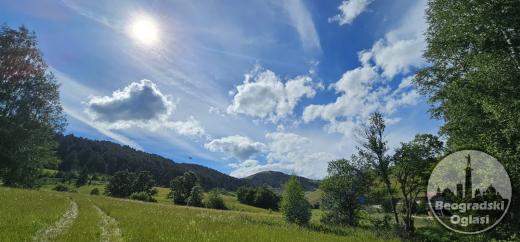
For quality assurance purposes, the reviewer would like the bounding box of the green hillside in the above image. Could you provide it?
[243,171,319,191]
[55,135,318,191]
[0,187,397,242]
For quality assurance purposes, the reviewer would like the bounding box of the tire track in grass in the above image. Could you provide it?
[32,199,78,242]
[94,205,123,242]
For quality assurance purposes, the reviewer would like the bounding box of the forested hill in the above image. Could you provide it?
[56,135,244,190]
[55,135,319,191]
[243,171,319,191]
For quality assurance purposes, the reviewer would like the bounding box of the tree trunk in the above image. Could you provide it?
[384,179,400,225]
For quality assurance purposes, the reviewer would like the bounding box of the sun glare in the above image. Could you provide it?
[129,16,159,46]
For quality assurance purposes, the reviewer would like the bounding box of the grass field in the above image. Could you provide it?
[0,186,400,242]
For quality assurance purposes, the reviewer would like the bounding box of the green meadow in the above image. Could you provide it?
[0,186,399,242]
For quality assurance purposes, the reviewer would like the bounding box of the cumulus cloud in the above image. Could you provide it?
[363,38,425,79]
[204,135,266,161]
[329,0,372,26]
[304,0,427,137]
[360,0,427,79]
[165,116,207,138]
[303,60,420,137]
[229,132,337,179]
[85,79,207,138]
[227,66,317,122]
[85,79,174,129]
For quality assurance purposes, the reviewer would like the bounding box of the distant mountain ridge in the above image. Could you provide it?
[55,135,319,191]
[243,171,319,191]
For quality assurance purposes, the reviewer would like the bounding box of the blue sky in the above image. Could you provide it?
[1,0,441,179]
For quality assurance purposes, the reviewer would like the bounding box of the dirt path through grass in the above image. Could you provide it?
[95,205,123,242]
[32,199,78,242]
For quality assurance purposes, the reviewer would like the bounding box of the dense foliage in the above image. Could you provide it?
[170,171,200,205]
[392,134,444,233]
[280,176,311,226]
[236,186,280,210]
[0,25,65,187]
[186,185,204,207]
[105,170,157,202]
[320,158,372,226]
[204,189,227,210]
[416,0,520,237]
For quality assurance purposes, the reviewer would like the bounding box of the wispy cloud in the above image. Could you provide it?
[281,0,321,51]
[329,0,373,26]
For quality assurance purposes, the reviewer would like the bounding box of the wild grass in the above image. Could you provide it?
[0,186,399,242]
[54,195,101,242]
[0,187,69,241]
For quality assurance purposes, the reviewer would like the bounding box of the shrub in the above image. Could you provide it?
[130,191,157,202]
[105,170,156,200]
[236,186,279,210]
[186,185,203,207]
[53,184,70,192]
[90,188,100,195]
[170,171,199,205]
[205,189,226,210]
[75,169,89,187]
[281,176,311,226]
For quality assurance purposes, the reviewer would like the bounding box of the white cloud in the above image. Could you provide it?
[227,66,316,122]
[228,132,337,179]
[304,0,427,137]
[366,38,425,79]
[329,0,373,26]
[303,65,380,124]
[360,0,427,79]
[165,116,207,138]
[303,63,420,137]
[85,79,174,129]
[204,135,266,161]
[84,79,207,139]
[282,0,321,51]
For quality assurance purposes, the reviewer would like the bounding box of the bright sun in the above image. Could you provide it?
[129,16,159,46]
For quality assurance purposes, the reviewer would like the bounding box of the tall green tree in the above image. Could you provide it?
[186,185,203,207]
[105,170,137,198]
[357,112,399,225]
[280,176,311,226]
[415,0,520,234]
[320,157,372,226]
[0,25,65,187]
[393,134,444,233]
[170,171,199,205]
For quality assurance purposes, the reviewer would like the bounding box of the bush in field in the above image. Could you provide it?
[75,169,89,187]
[254,187,279,210]
[170,171,199,205]
[186,185,203,207]
[205,189,226,210]
[236,186,279,210]
[130,191,157,202]
[53,184,69,192]
[280,176,311,226]
[237,186,256,204]
[105,170,156,202]
[105,170,136,197]
[90,188,100,195]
